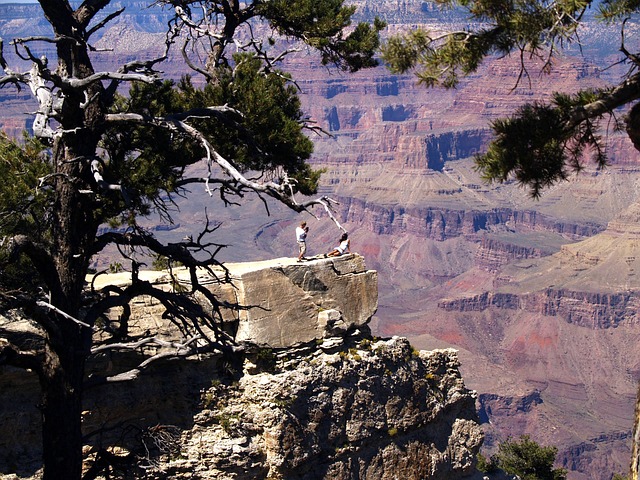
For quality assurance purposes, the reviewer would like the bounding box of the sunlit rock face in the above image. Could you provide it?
[168,337,483,480]
[175,254,378,348]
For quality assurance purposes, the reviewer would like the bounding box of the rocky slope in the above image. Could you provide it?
[163,337,482,480]
[0,339,484,480]
[0,258,482,480]
[2,1,640,478]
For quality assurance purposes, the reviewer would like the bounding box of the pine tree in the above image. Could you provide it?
[382,0,640,197]
[0,1,384,478]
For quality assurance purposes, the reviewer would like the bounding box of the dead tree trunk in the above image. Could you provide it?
[34,3,105,477]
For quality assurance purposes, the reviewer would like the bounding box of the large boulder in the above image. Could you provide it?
[183,253,378,348]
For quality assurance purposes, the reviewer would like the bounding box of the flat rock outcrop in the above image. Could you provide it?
[87,254,378,349]
[183,254,378,348]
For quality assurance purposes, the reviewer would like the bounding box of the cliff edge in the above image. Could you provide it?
[0,255,482,479]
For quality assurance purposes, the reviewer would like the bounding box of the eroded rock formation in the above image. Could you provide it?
[182,254,378,348]
[0,256,482,480]
[164,337,482,480]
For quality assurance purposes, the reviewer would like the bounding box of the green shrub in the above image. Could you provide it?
[494,435,567,480]
[255,348,277,372]
[476,452,498,473]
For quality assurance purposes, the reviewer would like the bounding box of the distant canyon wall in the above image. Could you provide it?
[425,130,488,171]
[335,198,604,241]
[439,288,640,329]
[475,237,549,272]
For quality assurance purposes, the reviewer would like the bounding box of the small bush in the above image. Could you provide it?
[255,348,277,372]
[476,452,498,473]
[152,254,169,271]
[109,262,123,273]
[494,435,567,480]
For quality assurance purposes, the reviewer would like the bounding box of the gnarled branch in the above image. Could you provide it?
[86,335,219,386]
[0,337,42,373]
[103,108,346,225]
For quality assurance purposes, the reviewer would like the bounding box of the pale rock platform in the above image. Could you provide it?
[88,254,378,349]
[179,253,378,348]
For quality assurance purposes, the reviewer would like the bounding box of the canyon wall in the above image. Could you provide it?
[168,338,482,480]
[2,1,640,478]
[0,257,483,480]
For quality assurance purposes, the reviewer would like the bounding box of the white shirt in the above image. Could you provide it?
[337,239,349,253]
[296,226,307,242]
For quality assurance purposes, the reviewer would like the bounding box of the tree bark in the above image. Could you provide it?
[40,327,86,480]
[34,2,105,478]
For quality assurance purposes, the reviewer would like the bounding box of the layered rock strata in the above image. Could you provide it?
[0,256,482,480]
[180,254,378,348]
[475,236,550,273]
[438,289,640,328]
[440,201,640,325]
[331,198,604,241]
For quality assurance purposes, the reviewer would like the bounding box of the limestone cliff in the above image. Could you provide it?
[0,255,482,479]
[182,254,378,348]
[157,337,482,480]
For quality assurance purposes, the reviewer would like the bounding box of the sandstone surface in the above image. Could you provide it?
[179,255,378,348]
[0,260,481,480]
[87,254,378,349]
[3,1,640,478]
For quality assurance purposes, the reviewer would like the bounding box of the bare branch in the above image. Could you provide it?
[35,300,95,330]
[90,335,200,355]
[0,71,27,89]
[65,70,159,88]
[0,337,42,372]
[174,5,225,41]
[181,38,213,81]
[91,229,225,268]
[103,107,347,228]
[13,35,79,47]
[0,38,29,89]
[103,32,175,103]
[86,7,125,39]
[86,335,234,386]
[620,18,640,69]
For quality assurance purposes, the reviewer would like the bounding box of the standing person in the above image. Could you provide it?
[326,232,350,257]
[296,221,309,261]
